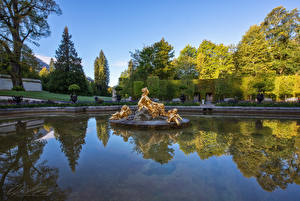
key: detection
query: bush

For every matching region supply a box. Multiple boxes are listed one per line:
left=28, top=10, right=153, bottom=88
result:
left=147, top=76, right=159, bottom=98
left=48, top=69, right=88, bottom=95
left=133, top=81, right=144, bottom=99
left=12, top=86, right=25, bottom=91
left=68, top=84, right=80, bottom=94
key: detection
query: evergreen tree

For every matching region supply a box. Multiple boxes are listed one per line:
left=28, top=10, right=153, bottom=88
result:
left=48, top=27, right=88, bottom=94
left=49, top=58, right=55, bottom=72
left=94, top=50, right=110, bottom=95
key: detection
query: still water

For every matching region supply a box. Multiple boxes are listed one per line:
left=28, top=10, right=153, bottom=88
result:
left=0, top=114, right=299, bottom=201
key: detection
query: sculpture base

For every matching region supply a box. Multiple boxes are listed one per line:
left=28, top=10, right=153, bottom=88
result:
left=109, top=118, right=190, bottom=129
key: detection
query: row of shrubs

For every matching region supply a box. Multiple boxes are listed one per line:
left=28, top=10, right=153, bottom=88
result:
left=119, top=75, right=300, bottom=101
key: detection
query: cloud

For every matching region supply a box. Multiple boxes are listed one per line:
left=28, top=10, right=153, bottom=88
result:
left=34, top=54, right=55, bottom=65
left=111, top=60, right=128, bottom=68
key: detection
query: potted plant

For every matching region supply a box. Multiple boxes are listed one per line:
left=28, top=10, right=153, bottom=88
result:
left=68, top=84, right=80, bottom=104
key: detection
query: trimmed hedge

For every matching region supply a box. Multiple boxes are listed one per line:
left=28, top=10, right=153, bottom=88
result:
left=120, top=75, right=300, bottom=102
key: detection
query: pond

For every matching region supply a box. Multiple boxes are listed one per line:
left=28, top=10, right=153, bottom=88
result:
left=0, top=114, right=299, bottom=201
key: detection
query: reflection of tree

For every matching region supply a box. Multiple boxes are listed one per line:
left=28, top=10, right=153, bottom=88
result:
left=46, top=116, right=88, bottom=172
left=96, top=117, right=110, bottom=147
left=176, top=117, right=300, bottom=192
left=0, top=121, right=68, bottom=201
left=112, top=127, right=179, bottom=164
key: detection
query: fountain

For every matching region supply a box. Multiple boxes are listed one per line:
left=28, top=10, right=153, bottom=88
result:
left=109, top=87, right=190, bottom=129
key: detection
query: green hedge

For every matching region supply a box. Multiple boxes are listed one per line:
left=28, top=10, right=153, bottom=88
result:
left=120, top=75, right=300, bottom=101
left=133, top=81, right=144, bottom=99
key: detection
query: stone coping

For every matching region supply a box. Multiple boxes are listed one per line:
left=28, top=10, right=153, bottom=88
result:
left=0, top=105, right=299, bottom=116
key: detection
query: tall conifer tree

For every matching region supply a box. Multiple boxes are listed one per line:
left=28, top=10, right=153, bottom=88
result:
left=94, top=50, right=110, bottom=95
left=48, top=27, right=88, bottom=94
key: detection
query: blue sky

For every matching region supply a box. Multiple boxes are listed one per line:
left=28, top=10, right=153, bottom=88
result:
left=31, top=0, right=299, bottom=86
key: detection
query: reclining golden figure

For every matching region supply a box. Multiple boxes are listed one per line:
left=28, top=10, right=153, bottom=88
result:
left=110, top=87, right=183, bottom=125
left=138, top=87, right=166, bottom=118
left=109, top=105, right=132, bottom=120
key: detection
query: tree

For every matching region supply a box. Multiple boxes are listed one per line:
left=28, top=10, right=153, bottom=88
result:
left=94, top=50, right=110, bottom=95
left=39, top=66, right=49, bottom=77
left=130, top=38, right=175, bottom=81
left=173, top=45, right=198, bottom=79
left=261, top=6, right=300, bottom=75
left=235, top=25, right=273, bottom=76
left=49, top=58, right=55, bottom=72
left=0, top=0, right=61, bottom=88
left=48, top=27, right=88, bottom=94
left=196, top=40, right=234, bottom=79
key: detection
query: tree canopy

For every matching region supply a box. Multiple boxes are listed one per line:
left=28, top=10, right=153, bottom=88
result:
left=0, top=0, right=61, bottom=87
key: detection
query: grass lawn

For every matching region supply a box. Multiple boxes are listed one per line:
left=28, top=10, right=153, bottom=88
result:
left=0, top=90, right=111, bottom=102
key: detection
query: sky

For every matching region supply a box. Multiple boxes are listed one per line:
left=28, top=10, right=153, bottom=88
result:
left=30, top=0, right=300, bottom=87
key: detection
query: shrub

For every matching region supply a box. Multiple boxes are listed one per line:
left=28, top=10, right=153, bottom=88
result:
left=68, top=84, right=80, bottom=94
left=147, top=76, right=159, bottom=98
left=12, top=86, right=25, bottom=91
left=133, top=81, right=144, bottom=99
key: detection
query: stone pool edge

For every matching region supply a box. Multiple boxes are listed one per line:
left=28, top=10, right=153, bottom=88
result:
left=0, top=105, right=300, bottom=116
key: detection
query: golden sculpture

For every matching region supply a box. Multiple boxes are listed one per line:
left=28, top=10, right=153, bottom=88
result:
left=138, top=87, right=166, bottom=118
left=166, top=108, right=183, bottom=126
left=109, top=105, right=132, bottom=120
left=110, top=87, right=183, bottom=125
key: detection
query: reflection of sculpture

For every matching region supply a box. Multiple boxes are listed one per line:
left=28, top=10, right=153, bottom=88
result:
left=110, top=87, right=184, bottom=126
left=167, top=108, right=183, bottom=126
left=109, top=105, right=132, bottom=120
left=138, top=87, right=166, bottom=118
left=111, top=127, right=180, bottom=164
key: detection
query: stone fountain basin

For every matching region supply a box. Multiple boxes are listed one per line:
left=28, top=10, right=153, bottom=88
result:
left=109, top=118, right=190, bottom=129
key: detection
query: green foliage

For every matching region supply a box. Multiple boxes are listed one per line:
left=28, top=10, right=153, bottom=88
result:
left=0, top=0, right=61, bottom=88
left=158, top=80, right=168, bottom=100
left=146, top=76, right=159, bottom=98
left=94, top=50, right=110, bottom=96
left=235, top=25, right=273, bottom=76
left=261, top=6, right=300, bottom=75
left=48, top=27, right=88, bottom=95
left=130, top=38, right=175, bottom=81
left=12, top=86, right=25, bottom=91
left=68, top=84, right=80, bottom=94
left=274, top=76, right=295, bottom=99
left=197, top=40, right=235, bottom=79
left=133, top=81, right=144, bottom=99
left=173, top=45, right=198, bottom=79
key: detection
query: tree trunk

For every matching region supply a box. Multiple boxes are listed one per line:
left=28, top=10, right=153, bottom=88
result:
left=10, top=62, right=23, bottom=88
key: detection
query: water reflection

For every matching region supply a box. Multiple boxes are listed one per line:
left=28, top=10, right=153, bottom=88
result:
left=95, top=117, right=110, bottom=147
left=111, top=117, right=300, bottom=191
left=45, top=116, right=88, bottom=172
left=112, top=127, right=180, bottom=164
left=0, top=119, right=68, bottom=201
left=0, top=115, right=299, bottom=201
